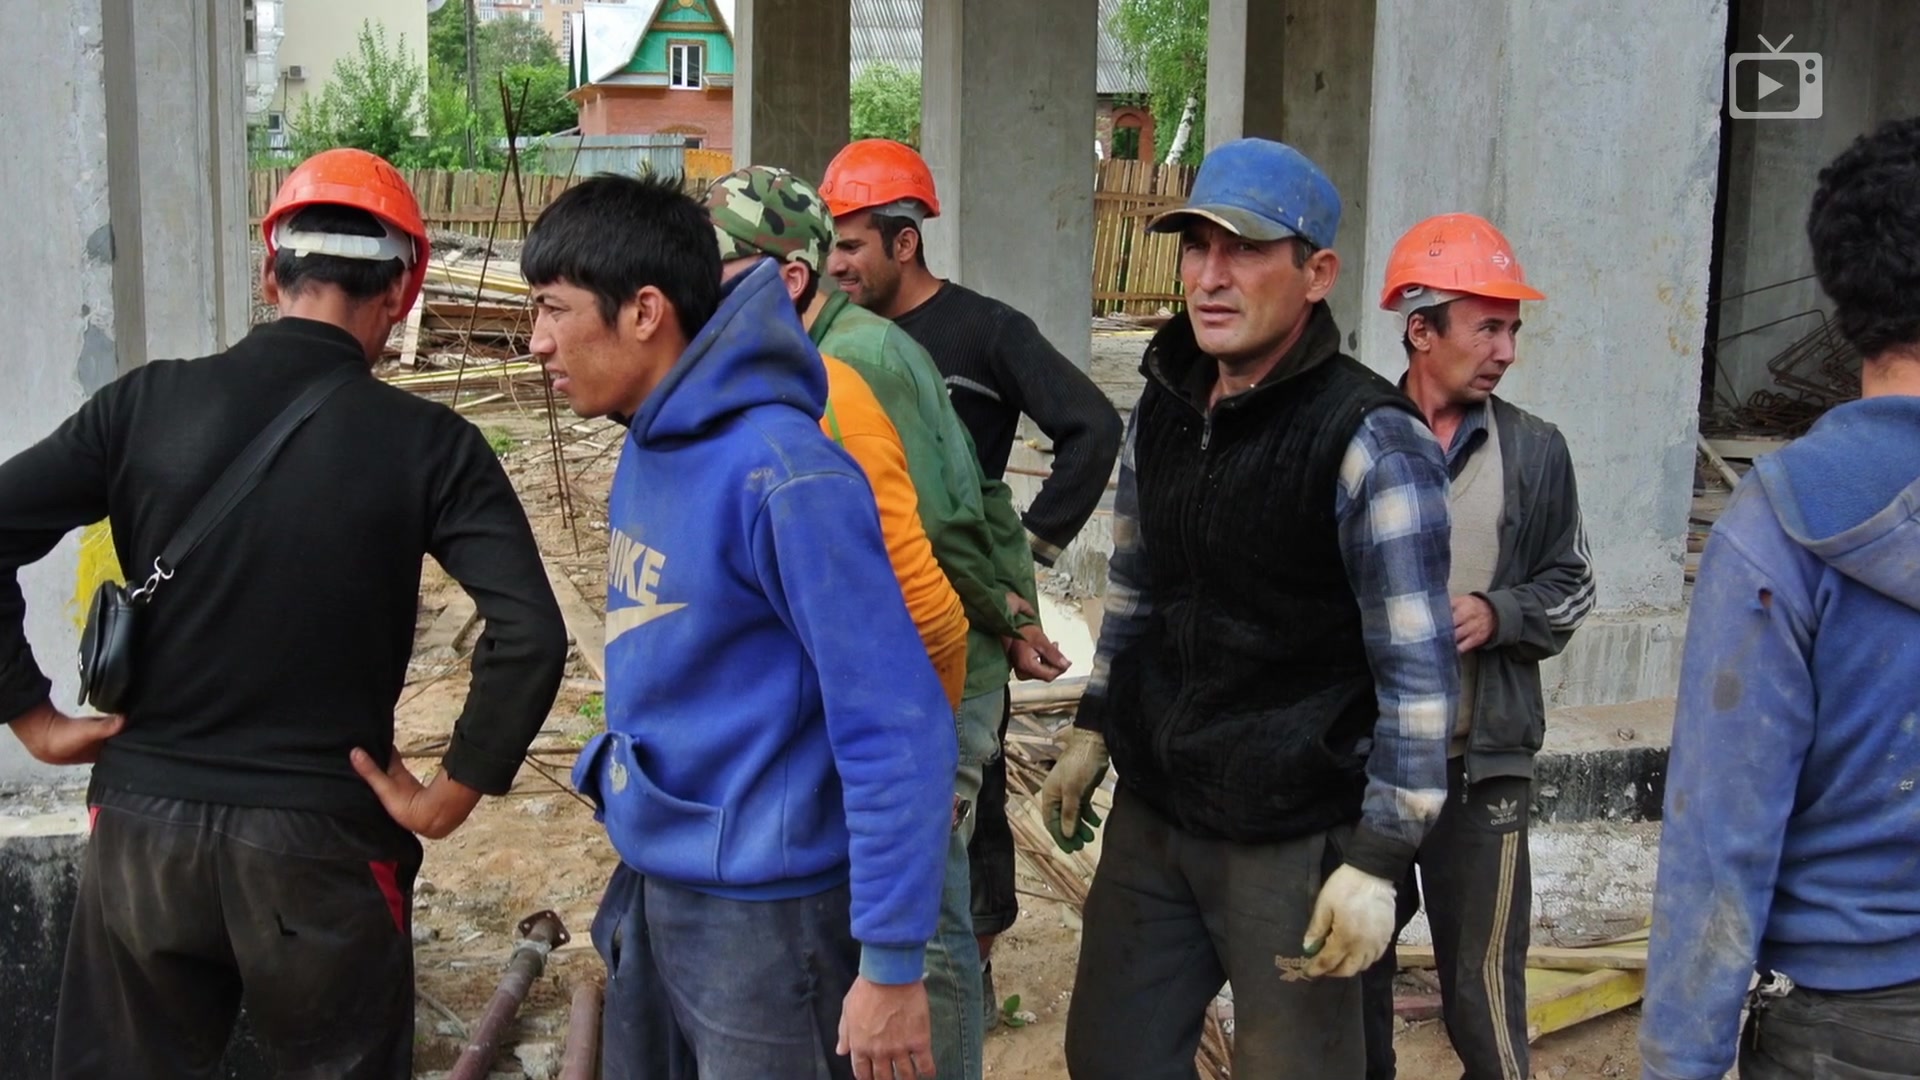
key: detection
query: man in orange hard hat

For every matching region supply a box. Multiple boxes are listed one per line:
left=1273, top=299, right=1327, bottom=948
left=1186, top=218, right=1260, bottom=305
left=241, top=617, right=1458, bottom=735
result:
left=1360, top=213, right=1593, bottom=1080
left=0, top=148, right=568, bottom=1077
left=820, top=138, right=1122, bottom=1026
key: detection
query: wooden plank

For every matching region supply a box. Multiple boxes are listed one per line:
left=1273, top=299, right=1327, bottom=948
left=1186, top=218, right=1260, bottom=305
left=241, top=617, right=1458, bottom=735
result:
left=1397, top=941, right=1647, bottom=972
left=544, top=558, right=606, bottom=682
left=397, top=294, right=425, bottom=369
left=1706, top=436, right=1789, bottom=461
left=1009, top=675, right=1089, bottom=711
left=1697, top=434, right=1744, bottom=489
left=1526, top=968, right=1646, bottom=1043
left=417, top=592, right=479, bottom=660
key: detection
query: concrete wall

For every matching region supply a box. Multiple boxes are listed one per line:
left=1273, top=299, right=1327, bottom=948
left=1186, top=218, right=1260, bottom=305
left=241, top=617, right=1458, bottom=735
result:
left=732, top=0, right=851, bottom=185
left=1206, top=0, right=1377, bottom=343
left=921, top=0, right=1099, bottom=371
left=0, top=1, right=246, bottom=787
left=275, top=0, right=428, bottom=120
left=1713, top=0, right=1920, bottom=408
left=1360, top=0, right=1728, bottom=635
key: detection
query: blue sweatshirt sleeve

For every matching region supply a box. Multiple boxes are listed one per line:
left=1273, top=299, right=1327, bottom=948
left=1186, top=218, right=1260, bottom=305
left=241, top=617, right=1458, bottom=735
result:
left=1641, top=485, right=1817, bottom=1080
left=755, top=471, right=956, bottom=985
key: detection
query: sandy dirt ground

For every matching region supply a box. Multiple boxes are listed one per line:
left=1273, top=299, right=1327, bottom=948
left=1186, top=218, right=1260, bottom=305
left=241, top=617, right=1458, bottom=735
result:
left=398, top=385, right=1649, bottom=1079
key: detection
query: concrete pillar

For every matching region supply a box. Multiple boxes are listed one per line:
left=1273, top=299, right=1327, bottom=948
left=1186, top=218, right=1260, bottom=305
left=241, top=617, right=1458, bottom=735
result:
left=919, top=0, right=1098, bottom=371
left=1359, top=0, right=1728, bottom=705
left=1205, top=0, right=1376, bottom=344
left=731, top=0, right=850, bottom=183
left=0, top=0, right=247, bottom=786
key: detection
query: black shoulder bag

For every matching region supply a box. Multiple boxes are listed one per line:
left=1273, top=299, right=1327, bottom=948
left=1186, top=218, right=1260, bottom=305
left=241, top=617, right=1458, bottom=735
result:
left=77, top=366, right=359, bottom=714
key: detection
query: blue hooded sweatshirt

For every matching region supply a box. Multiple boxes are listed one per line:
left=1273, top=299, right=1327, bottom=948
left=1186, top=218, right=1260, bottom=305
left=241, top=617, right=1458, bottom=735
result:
left=1641, top=396, right=1920, bottom=1079
left=571, top=260, right=957, bottom=985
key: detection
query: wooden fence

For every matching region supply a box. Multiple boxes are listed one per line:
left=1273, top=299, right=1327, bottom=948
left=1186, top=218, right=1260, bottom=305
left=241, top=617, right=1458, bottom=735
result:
left=1092, top=158, right=1195, bottom=315
left=248, top=157, right=1194, bottom=311
left=247, top=162, right=734, bottom=241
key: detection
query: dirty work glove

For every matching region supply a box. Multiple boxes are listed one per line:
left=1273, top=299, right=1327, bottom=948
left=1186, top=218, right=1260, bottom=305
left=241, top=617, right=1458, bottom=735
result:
left=1302, top=864, right=1397, bottom=978
left=1040, top=728, right=1109, bottom=853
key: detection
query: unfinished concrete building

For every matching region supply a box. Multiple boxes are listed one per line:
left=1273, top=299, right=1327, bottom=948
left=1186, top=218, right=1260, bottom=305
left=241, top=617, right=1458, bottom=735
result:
left=4, top=0, right=1916, bottom=1070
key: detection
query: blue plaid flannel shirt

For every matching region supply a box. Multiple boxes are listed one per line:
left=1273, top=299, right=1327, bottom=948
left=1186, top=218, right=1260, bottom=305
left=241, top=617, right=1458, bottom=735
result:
left=1081, top=405, right=1457, bottom=876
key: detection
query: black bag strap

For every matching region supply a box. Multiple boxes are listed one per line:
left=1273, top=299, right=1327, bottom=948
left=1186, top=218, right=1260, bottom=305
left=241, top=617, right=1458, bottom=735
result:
left=127, top=365, right=360, bottom=603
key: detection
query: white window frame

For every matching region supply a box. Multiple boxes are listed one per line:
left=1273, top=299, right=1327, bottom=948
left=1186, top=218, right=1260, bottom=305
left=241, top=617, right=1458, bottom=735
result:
left=669, top=42, right=704, bottom=90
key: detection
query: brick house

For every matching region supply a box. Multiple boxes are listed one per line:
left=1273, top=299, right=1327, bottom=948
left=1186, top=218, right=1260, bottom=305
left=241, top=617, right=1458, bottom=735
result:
left=567, top=0, right=735, bottom=149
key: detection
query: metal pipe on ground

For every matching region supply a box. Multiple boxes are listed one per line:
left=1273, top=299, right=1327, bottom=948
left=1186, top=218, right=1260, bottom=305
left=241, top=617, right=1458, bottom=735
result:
left=558, top=982, right=603, bottom=1080
left=447, top=910, right=571, bottom=1080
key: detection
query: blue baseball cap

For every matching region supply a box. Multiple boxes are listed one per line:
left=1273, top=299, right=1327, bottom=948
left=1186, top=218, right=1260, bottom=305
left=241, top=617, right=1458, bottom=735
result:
left=1147, top=138, right=1342, bottom=250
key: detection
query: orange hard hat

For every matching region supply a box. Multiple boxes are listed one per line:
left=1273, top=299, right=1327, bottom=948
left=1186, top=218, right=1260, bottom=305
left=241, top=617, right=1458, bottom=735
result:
left=1378, top=213, right=1544, bottom=313
left=262, top=148, right=431, bottom=311
left=818, top=139, right=941, bottom=220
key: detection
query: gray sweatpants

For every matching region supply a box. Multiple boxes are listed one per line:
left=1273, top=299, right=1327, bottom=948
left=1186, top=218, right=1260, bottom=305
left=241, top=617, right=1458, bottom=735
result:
left=1065, top=784, right=1364, bottom=1079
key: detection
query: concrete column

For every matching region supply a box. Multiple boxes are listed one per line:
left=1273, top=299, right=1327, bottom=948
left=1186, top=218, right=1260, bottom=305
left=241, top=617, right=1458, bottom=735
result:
left=1360, top=0, right=1728, bottom=705
left=731, top=0, right=850, bottom=183
left=0, top=0, right=247, bottom=786
left=1205, top=0, right=1376, bottom=344
left=919, top=0, right=1098, bottom=371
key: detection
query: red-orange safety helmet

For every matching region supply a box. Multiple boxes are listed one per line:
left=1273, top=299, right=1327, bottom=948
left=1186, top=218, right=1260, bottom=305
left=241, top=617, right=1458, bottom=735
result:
left=262, top=148, right=431, bottom=311
left=818, top=139, right=941, bottom=219
left=1379, top=213, right=1544, bottom=314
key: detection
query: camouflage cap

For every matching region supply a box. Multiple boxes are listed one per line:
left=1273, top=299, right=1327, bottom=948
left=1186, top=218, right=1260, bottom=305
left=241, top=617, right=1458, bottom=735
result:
left=704, top=166, right=836, bottom=273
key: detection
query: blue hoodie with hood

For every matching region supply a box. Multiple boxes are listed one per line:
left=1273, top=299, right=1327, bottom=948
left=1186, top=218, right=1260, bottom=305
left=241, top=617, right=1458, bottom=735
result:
left=571, top=260, right=956, bottom=985
left=1641, top=395, right=1920, bottom=1079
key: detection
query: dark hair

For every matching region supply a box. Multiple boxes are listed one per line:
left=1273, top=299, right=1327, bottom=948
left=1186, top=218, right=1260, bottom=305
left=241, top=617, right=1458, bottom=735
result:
left=794, top=264, right=822, bottom=313
left=1808, top=117, right=1920, bottom=361
left=870, top=212, right=928, bottom=268
left=521, top=172, right=721, bottom=335
left=1400, top=301, right=1454, bottom=355
left=271, top=205, right=404, bottom=301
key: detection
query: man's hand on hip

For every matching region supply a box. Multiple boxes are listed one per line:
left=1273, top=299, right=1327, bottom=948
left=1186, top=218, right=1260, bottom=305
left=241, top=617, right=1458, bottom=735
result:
left=1303, top=863, right=1398, bottom=978
left=1451, top=594, right=1498, bottom=653
left=838, top=976, right=935, bottom=1079
left=350, top=746, right=482, bottom=839
left=7, top=700, right=124, bottom=765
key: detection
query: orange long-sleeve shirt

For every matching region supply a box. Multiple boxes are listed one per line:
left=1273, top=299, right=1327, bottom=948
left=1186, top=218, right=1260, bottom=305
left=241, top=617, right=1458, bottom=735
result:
left=821, top=356, right=968, bottom=710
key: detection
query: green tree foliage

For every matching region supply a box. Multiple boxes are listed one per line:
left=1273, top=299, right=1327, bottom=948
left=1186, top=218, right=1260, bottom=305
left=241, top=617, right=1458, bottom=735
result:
left=849, top=63, right=921, bottom=147
left=428, top=4, right=575, bottom=140
left=1109, top=0, right=1208, bottom=164
left=288, top=22, right=425, bottom=163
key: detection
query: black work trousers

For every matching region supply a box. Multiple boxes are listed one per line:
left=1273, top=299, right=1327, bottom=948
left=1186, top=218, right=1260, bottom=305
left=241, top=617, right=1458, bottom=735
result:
left=52, top=790, right=421, bottom=1080
left=968, top=691, right=1017, bottom=938
left=1066, top=784, right=1363, bottom=1079
left=1362, top=759, right=1532, bottom=1080
left=1740, top=974, right=1920, bottom=1078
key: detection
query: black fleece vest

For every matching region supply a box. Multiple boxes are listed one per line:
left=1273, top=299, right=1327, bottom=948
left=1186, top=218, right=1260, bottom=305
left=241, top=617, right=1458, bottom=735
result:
left=1105, top=308, right=1418, bottom=842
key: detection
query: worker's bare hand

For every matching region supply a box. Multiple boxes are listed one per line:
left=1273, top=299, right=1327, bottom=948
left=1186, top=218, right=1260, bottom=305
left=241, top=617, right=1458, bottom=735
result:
left=1451, top=594, right=1498, bottom=653
left=837, top=976, right=935, bottom=1079
left=350, top=746, right=482, bottom=839
left=7, top=700, right=124, bottom=766
left=1006, top=624, right=1071, bottom=682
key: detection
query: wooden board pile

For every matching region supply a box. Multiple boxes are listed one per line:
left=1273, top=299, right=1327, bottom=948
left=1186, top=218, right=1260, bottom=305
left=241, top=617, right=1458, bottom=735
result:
left=379, top=258, right=547, bottom=409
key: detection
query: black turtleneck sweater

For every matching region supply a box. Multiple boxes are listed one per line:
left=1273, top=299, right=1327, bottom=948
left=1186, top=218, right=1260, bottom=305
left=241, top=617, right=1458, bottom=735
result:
left=0, top=318, right=567, bottom=825
left=892, top=282, right=1123, bottom=563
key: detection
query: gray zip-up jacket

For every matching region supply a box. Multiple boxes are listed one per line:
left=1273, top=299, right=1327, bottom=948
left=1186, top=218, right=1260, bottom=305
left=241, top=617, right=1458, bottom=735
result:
left=1460, top=395, right=1594, bottom=783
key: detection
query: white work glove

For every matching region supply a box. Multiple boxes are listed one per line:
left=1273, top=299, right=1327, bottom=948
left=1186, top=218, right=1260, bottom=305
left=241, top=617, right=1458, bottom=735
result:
left=1303, top=864, right=1398, bottom=978
left=1039, top=728, right=1109, bottom=853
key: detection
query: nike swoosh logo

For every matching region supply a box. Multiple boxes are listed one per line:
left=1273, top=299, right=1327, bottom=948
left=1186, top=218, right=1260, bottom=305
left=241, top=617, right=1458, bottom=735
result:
left=606, top=602, right=689, bottom=644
